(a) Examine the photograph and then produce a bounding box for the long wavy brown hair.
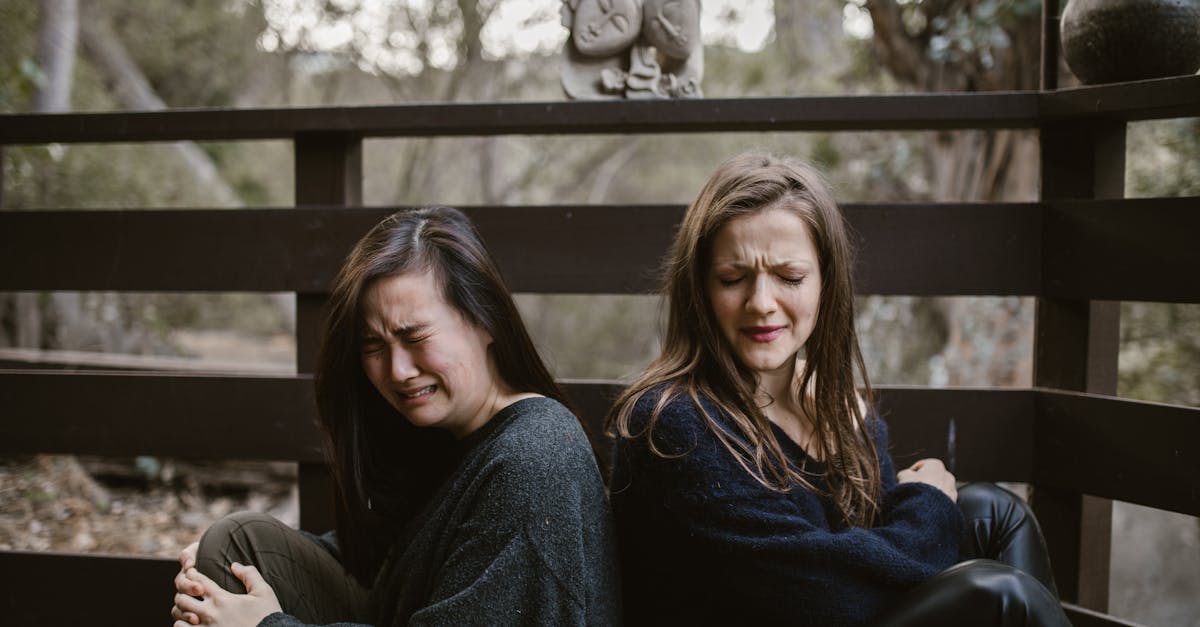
[608,152,882,527]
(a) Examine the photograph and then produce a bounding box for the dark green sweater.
[263,397,621,626]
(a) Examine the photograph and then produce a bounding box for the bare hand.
[171,563,282,627]
[172,542,203,625]
[897,458,958,502]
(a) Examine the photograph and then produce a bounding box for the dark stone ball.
[1061,0,1200,84]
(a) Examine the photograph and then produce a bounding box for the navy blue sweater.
[610,389,964,627]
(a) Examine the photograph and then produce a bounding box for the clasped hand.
[171,541,283,627]
[897,458,958,502]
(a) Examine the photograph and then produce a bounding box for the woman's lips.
[398,384,437,402]
[741,326,786,342]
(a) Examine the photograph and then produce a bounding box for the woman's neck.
[754,358,797,406]
[755,358,819,457]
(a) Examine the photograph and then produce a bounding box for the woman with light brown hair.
[608,152,1068,626]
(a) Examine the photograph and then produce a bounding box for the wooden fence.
[2,6,1199,625]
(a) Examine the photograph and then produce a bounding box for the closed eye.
[780,275,806,286]
[717,276,743,287]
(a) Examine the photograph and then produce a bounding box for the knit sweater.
[609,388,963,627]
[262,396,621,627]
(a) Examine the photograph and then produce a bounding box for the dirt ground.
[0,455,297,557]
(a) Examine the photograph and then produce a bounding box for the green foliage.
[921,0,1039,67]
[856,296,949,385]
[146,294,292,337]
[515,294,660,380]
[4,143,228,209]
[811,136,842,170]
[0,0,38,112]
[1120,118,1200,408]
[99,0,269,107]
[1120,302,1200,407]
[1128,118,1200,198]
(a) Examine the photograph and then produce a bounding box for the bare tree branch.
[78,6,242,208]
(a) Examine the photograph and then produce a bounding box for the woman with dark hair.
[171,206,620,626]
[608,152,1069,626]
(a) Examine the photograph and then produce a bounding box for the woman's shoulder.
[621,383,733,457]
[466,397,609,526]
[627,382,707,425]
[484,396,600,482]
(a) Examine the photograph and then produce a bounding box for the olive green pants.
[195,511,373,624]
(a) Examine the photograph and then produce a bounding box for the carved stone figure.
[562,0,703,99]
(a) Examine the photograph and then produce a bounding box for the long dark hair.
[315,206,569,583]
[608,152,881,527]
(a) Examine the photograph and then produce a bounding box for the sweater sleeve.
[612,392,963,626]
[257,613,368,627]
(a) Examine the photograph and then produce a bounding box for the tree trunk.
[862,0,1042,387]
[78,7,243,209]
[774,0,849,76]
[76,5,296,339]
[34,0,78,113]
[12,0,81,351]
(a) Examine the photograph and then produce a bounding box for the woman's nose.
[745,275,776,314]
[389,346,420,381]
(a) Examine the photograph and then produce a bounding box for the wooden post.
[1041,0,1061,91]
[1033,121,1125,610]
[294,132,362,533]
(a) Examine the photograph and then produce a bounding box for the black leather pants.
[875,483,1071,627]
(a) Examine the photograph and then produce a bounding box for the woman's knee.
[942,560,1068,626]
[958,482,1032,523]
[877,560,1068,627]
[195,511,287,580]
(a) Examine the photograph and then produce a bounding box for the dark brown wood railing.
[2,14,1198,626]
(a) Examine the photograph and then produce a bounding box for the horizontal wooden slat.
[0,203,1043,296]
[0,551,178,626]
[1035,391,1200,516]
[0,370,325,461]
[876,386,1035,483]
[3,77,1194,147]
[0,550,1138,625]
[0,93,1041,145]
[851,203,1041,297]
[0,206,675,294]
[1042,197,1200,303]
[0,207,390,293]
[1,370,1035,476]
[7,369,1197,514]
[1039,74,1200,122]
[0,372,627,461]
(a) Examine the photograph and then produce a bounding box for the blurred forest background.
[0,0,1197,624]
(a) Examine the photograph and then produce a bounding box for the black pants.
[195,511,373,623]
[876,483,1071,627]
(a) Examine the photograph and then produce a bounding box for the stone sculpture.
[562,0,704,99]
[1060,0,1200,84]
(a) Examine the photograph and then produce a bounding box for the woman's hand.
[897,458,958,502]
[171,562,283,627]
[173,542,204,625]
